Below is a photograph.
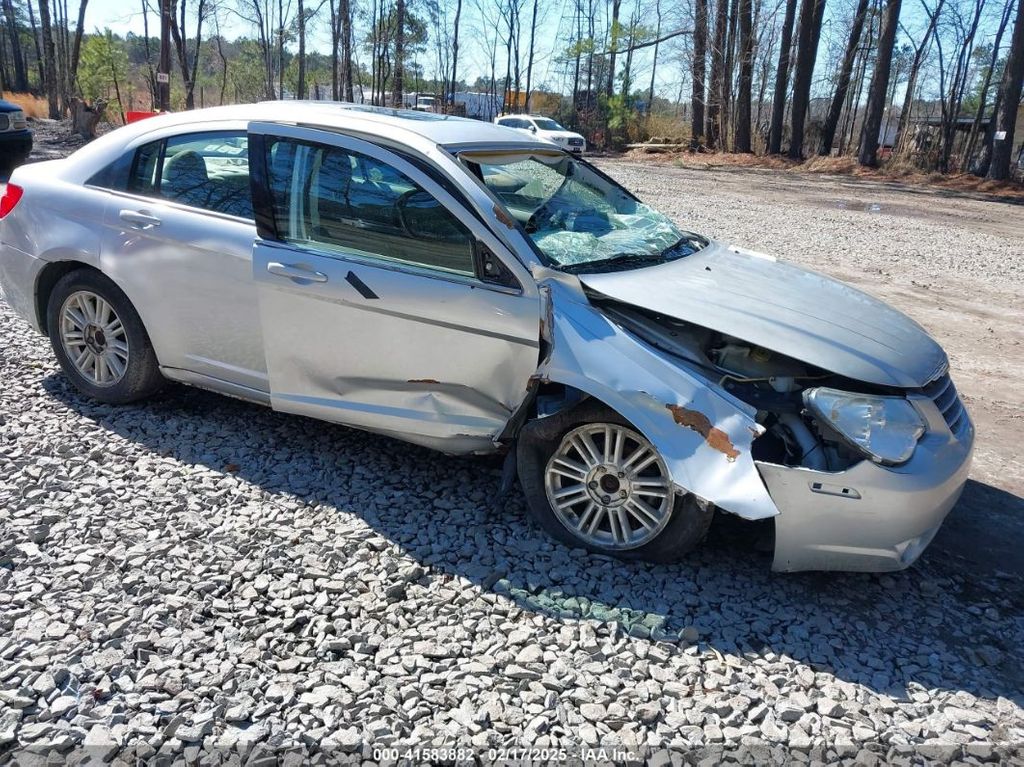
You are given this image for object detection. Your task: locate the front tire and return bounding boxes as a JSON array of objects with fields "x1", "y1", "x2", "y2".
[
  {"x1": 46, "y1": 269, "x2": 164, "y2": 404},
  {"x1": 517, "y1": 400, "x2": 713, "y2": 562}
]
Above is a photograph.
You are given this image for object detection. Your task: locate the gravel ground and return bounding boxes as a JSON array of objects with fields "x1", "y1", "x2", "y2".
[{"x1": 1, "y1": 151, "x2": 1023, "y2": 764}]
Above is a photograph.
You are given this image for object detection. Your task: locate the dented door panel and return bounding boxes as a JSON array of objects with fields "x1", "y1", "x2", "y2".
[
  {"x1": 254, "y1": 240, "x2": 540, "y2": 453},
  {"x1": 536, "y1": 276, "x2": 781, "y2": 521}
]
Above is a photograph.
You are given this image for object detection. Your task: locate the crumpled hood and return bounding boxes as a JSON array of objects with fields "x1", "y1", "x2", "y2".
[{"x1": 578, "y1": 242, "x2": 947, "y2": 388}]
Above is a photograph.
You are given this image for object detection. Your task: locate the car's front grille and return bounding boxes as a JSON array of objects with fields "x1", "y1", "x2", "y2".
[
  {"x1": 922, "y1": 373, "x2": 969, "y2": 436},
  {"x1": 568, "y1": 137, "x2": 584, "y2": 146}
]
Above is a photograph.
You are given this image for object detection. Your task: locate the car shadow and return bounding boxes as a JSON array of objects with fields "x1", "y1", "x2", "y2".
[{"x1": 41, "y1": 373, "x2": 1024, "y2": 707}]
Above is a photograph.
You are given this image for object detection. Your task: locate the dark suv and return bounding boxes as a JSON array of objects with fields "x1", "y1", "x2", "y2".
[{"x1": 0, "y1": 99, "x2": 33, "y2": 175}]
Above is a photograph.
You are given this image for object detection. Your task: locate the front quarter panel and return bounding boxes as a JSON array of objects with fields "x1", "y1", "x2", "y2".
[{"x1": 537, "y1": 277, "x2": 780, "y2": 521}]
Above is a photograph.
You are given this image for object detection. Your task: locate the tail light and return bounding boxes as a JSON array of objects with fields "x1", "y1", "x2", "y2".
[{"x1": 0, "y1": 184, "x2": 23, "y2": 218}]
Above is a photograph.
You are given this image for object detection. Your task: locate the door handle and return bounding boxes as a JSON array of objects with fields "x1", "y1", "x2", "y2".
[
  {"x1": 119, "y1": 209, "x2": 162, "y2": 229},
  {"x1": 267, "y1": 261, "x2": 328, "y2": 283}
]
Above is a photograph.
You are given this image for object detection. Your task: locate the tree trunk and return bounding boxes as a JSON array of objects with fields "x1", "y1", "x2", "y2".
[
  {"x1": 733, "y1": 0, "x2": 753, "y2": 151},
  {"x1": 392, "y1": 0, "x2": 405, "y2": 106},
  {"x1": 691, "y1": 0, "x2": 708, "y2": 142},
  {"x1": 3, "y1": 0, "x2": 28, "y2": 91},
  {"x1": 964, "y1": 0, "x2": 1012, "y2": 170},
  {"x1": 606, "y1": 0, "x2": 621, "y2": 99},
  {"x1": 69, "y1": 0, "x2": 87, "y2": 92},
  {"x1": 647, "y1": 0, "x2": 661, "y2": 108},
  {"x1": 767, "y1": 0, "x2": 796, "y2": 152},
  {"x1": 858, "y1": 0, "x2": 901, "y2": 166},
  {"x1": 297, "y1": 0, "x2": 306, "y2": 98},
  {"x1": 706, "y1": 0, "x2": 728, "y2": 147},
  {"x1": 818, "y1": 0, "x2": 869, "y2": 155},
  {"x1": 987, "y1": 0, "x2": 1024, "y2": 180},
  {"x1": 787, "y1": 0, "x2": 825, "y2": 158},
  {"x1": 70, "y1": 96, "x2": 104, "y2": 138},
  {"x1": 524, "y1": 0, "x2": 537, "y2": 111},
  {"x1": 450, "y1": 0, "x2": 462, "y2": 105},
  {"x1": 27, "y1": 0, "x2": 45, "y2": 91},
  {"x1": 340, "y1": 0, "x2": 353, "y2": 100},
  {"x1": 37, "y1": 0, "x2": 59, "y2": 117}
]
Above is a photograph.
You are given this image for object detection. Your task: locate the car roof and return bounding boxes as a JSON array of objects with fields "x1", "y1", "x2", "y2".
[
  {"x1": 53, "y1": 101, "x2": 553, "y2": 182},
  {"x1": 118, "y1": 101, "x2": 527, "y2": 148}
]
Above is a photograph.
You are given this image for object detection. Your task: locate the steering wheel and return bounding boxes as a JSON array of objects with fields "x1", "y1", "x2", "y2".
[{"x1": 395, "y1": 187, "x2": 423, "y2": 237}]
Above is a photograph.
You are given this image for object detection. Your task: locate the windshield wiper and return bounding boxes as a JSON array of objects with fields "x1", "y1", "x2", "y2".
[{"x1": 561, "y1": 252, "x2": 666, "y2": 274}]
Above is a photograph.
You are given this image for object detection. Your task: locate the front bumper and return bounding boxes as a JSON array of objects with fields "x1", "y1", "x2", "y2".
[{"x1": 759, "y1": 398, "x2": 974, "y2": 572}]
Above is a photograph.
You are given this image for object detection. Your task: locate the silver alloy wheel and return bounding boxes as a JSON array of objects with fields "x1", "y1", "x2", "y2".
[
  {"x1": 544, "y1": 423, "x2": 673, "y2": 550},
  {"x1": 58, "y1": 290, "x2": 129, "y2": 387}
]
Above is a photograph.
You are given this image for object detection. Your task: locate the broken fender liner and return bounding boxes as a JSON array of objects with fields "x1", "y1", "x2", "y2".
[{"x1": 533, "y1": 277, "x2": 780, "y2": 521}]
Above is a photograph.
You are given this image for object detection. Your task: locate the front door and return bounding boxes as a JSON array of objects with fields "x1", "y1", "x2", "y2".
[{"x1": 248, "y1": 123, "x2": 541, "y2": 453}]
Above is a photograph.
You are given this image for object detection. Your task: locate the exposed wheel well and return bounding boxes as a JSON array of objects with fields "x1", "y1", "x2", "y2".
[{"x1": 35, "y1": 261, "x2": 101, "y2": 335}]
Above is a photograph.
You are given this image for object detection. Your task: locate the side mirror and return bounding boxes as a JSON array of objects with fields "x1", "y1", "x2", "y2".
[{"x1": 530, "y1": 125, "x2": 537, "y2": 133}]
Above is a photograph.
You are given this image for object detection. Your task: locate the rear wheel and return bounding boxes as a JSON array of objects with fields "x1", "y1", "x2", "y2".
[
  {"x1": 46, "y1": 269, "x2": 164, "y2": 404},
  {"x1": 517, "y1": 400, "x2": 713, "y2": 562}
]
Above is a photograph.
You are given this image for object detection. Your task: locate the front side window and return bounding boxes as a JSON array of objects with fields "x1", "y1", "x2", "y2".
[
  {"x1": 264, "y1": 138, "x2": 476, "y2": 277},
  {"x1": 128, "y1": 131, "x2": 252, "y2": 219},
  {"x1": 464, "y1": 152, "x2": 705, "y2": 272}
]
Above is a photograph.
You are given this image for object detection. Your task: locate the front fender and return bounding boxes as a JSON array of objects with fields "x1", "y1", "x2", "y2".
[{"x1": 537, "y1": 279, "x2": 779, "y2": 521}]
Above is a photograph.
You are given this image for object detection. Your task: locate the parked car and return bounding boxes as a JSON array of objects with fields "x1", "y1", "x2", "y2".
[
  {"x1": 0, "y1": 103, "x2": 973, "y2": 572},
  {"x1": 0, "y1": 98, "x2": 32, "y2": 175},
  {"x1": 494, "y1": 114, "x2": 587, "y2": 153}
]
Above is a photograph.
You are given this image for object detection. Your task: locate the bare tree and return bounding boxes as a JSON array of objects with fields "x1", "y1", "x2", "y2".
[
  {"x1": 170, "y1": 0, "x2": 207, "y2": 108},
  {"x1": 392, "y1": 0, "x2": 405, "y2": 105},
  {"x1": 706, "y1": 0, "x2": 728, "y2": 147},
  {"x1": 858, "y1": 0, "x2": 902, "y2": 165},
  {"x1": 895, "y1": 0, "x2": 945, "y2": 148},
  {"x1": 734, "y1": 0, "x2": 754, "y2": 150},
  {"x1": 818, "y1": 0, "x2": 870, "y2": 154},
  {"x1": 3, "y1": 0, "x2": 29, "y2": 90},
  {"x1": 38, "y1": 0, "x2": 60, "y2": 116},
  {"x1": 963, "y1": 0, "x2": 1013, "y2": 168},
  {"x1": 787, "y1": 0, "x2": 825, "y2": 158},
  {"x1": 450, "y1": 0, "x2": 463, "y2": 104},
  {"x1": 767, "y1": 0, "x2": 796, "y2": 152},
  {"x1": 987, "y1": 0, "x2": 1024, "y2": 179},
  {"x1": 692, "y1": 0, "x2": 708, "y2": 140}
]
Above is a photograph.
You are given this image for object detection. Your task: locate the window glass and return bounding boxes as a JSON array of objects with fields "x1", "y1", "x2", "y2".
[
  {"x1": 129, "y1": 140, "x2": 161, "y2": 194},
  {"x1": 266, "y1": 139, "x2": 476, "y2": 277},
  {"x1": 466, "y1": 152, "x2": 704, "y2": 272},
  {"x1": 153, "y1": 132, "x2": 252, "y2": 218}
]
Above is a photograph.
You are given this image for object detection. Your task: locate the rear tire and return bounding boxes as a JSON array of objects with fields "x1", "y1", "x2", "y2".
[
  {"x1": 517, "y1": 399, "x2": 713, "y2": 563},
  {"x1": 46, "y1": 269, "x2": 164, "y2": 404}
]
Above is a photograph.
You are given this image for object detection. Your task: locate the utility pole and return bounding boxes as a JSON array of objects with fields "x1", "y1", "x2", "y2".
[{"x1": 158, "y1": 0, "x2": 172, "y2": 110}]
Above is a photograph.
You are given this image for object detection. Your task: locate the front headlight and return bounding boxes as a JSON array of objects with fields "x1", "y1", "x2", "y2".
[{"x1": 803, "y1": 388, "x2": 925, "y2": 465}]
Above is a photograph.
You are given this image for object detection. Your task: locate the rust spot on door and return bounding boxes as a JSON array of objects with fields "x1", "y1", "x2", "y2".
[{"x1": 666, "y1": 404, "x2": 740, "y2": 461}]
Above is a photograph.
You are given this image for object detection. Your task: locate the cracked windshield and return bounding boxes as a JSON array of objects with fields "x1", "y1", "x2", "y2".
[{"x1": 466, "y1": 153, "x2": 704, "y2": 270}]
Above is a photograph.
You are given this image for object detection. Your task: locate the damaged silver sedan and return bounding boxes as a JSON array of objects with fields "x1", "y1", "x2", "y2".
[{"x1": 0, "y1": 104, "x2": 973, "y2": 571}]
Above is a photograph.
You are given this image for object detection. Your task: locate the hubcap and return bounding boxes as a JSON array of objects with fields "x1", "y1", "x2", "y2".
[
  {"x1": 544, "y1": 423, "x2": 673, "y2": 550},
  {"x1": 59, "y1": 290, "x2": 129, "y2": 387}
]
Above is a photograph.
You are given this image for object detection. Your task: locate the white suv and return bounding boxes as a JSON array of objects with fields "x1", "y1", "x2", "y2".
[{"x1": 494, "y1": 114, "x2": 586, "y2": 153}]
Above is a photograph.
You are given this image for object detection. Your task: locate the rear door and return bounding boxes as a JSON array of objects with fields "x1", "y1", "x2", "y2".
[{"x1": 247, "y1": 123, "x2": 541, "y2": 453}]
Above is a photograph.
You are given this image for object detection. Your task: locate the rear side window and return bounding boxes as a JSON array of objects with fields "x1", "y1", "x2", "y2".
[
  {"x1": 127, "y1": 131, "x2": 253, "y2": 219},
  {"x1": 264, "y1": 138, "x2": 476, "y2": 277}
]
